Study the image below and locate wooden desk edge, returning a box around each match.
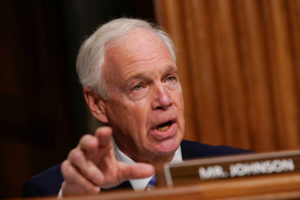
[16,173,300,200]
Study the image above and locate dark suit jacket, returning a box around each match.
[22,140,251,197]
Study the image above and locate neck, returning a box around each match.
[113,138,176,164]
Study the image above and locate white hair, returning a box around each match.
[76,18,176,99]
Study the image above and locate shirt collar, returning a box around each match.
[113,139,182,191]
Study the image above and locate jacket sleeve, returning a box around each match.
[22,164,63,198]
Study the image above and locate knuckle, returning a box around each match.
[79,134,93,145]
[67,149,77,159]
[61,161,74,181]
[61,160,70,174]
[84,162,99,178]
[69,149,83,163]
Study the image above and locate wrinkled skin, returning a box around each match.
[61,28,185,195]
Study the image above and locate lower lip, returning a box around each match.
[149,123,177,140]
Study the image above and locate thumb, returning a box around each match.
[119,163,155,181]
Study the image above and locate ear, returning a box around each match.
[83,87,108,123]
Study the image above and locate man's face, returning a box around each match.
[102,28,185,163]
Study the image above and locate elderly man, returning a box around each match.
[22,18,249,197]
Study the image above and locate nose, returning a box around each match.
[151,85,172,110]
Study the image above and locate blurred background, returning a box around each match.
[0,0,154,197]
[0,0,299,198]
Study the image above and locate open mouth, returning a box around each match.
[156,120,173,132]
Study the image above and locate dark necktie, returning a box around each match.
[145,175,156,191]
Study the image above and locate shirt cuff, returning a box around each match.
[58,188,63,198]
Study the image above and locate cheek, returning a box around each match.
[175,89,185,127]
[109,99,150,130]
[126,101,153,141]
[174,88,184,110]
[107,101,129,127]
[129,101,151,126]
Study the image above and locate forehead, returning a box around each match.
[103,28,176,80]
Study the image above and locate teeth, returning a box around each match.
[157,125,170,132]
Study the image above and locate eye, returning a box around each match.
[128,81,149,100]
[134,84,142,90]
[166,75,176,82]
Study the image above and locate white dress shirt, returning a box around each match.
[113,139,183,191]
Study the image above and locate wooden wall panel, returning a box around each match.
[153,0,300,152]
[155,0,199,141]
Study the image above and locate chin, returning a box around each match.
[153,137,181,155]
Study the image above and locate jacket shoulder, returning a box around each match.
[22,164,63,198]
[181,140,253,160]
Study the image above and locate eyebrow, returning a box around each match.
[124,72,152,83]
[163,65,179,76]
[120,72,151,92]
[124,65,178,83]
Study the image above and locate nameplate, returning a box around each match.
[162,150,300,187]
